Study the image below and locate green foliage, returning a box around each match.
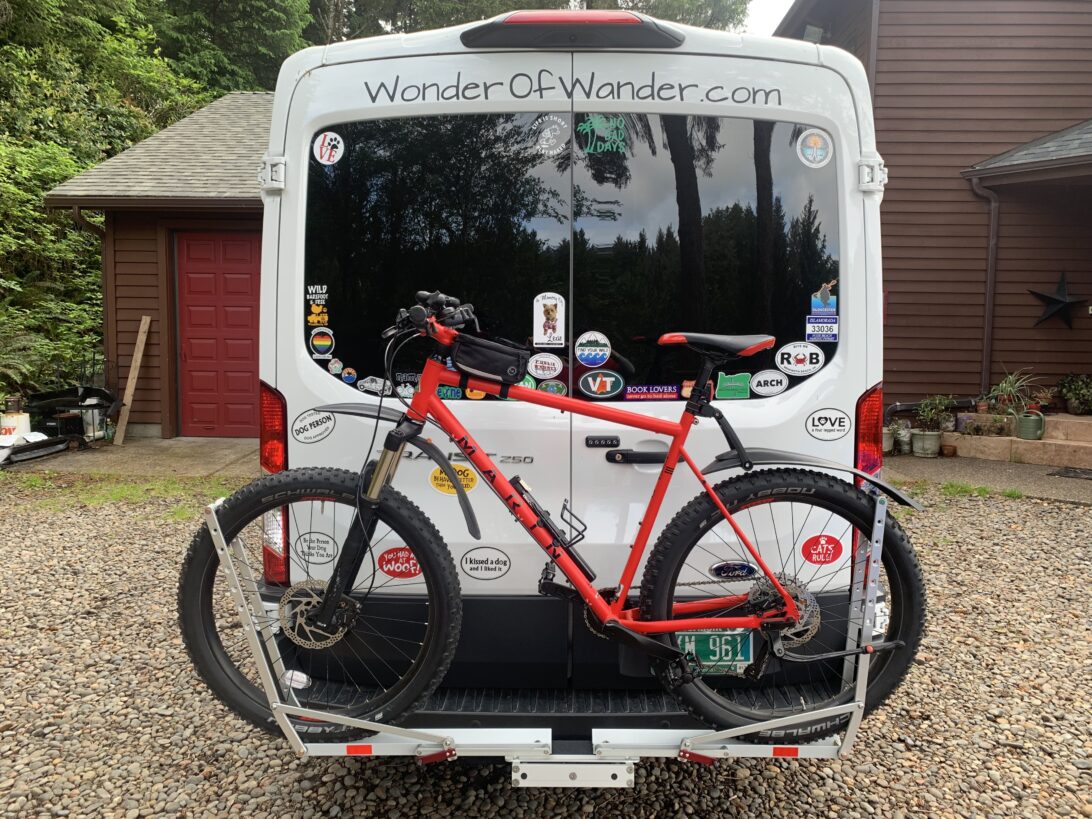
[988,368,1038,416]
[915,394,954,432]
[941,482,989,498]
[1057,372,1092,412]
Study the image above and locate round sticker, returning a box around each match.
[341,367,357,384]
[291,409,336,444]
[313,131,344,165]
[750,369,789,397]
[797,128,833,168]
[309,327,335,358]
[518,375,537,389]
[538,380,567,395]
[575,331,611,367]
[378,546,421,578]
[460,547,512,581]
[327,358,343,375]
[802,534,843,565]
[578,369,625,399]
[805,408,852,441]
[532,114,570,157]
[775,342,824,376]
[528,353,563,380]
[429,464,477,495]
[293,532,337,565]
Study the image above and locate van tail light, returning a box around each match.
[262,509,290,585]
[260,381,287,474]
[855,383,884,485]
[460,10,684,49]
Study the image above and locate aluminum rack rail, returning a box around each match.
[202,495,889,788]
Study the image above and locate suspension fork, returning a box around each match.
[309,417,421,630]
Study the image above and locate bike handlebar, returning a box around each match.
[383,291,478,339]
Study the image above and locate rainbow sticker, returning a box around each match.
[309,327,335,359]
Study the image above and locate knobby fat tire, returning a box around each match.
[178,467,462,741]
[639,468,926,743]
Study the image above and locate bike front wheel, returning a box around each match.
[178,467,461,741]
[639,468,925,743]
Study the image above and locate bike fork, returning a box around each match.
[309,416,421,630]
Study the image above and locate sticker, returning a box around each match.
[465,388,486,400]
[309,328,334,359]
[796,128,833,169]
[429,464,477,495]
[395,372,419,385]
[806,316,839,342]
[357,376,391,395]
[396,384,415,400]
[306,284,328,306]
[533,293,565,348]
[341,367,357,384]
[307,302,329,326]
[579,369,624,399]
[776,342,824,376]
[538,380,567,395]
[291,409,336,444]
[378,546,421,578]
[708,561,758,581]
[715,372,750,400]
[681,380,713,400]
[460,547,511,581]
[750,370,788,397]
[313,131,344,165]
[801,534,843,566]
[293,532,337,565]
[327,358,343,375]
[575,331,611,367]
[624,384,679,401]
[528,353,563,380]
[437,385,463,400]
[805,408,851,441]
[578,113,626,154]
[532,114,570,157]
[810,278,838,315]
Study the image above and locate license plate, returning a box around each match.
[678,630,753,673]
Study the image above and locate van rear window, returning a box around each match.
[304,113,839,402]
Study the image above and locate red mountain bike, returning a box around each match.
[180,291,925,744]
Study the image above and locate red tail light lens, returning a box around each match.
[855,383,884,482]
[260,381,287,474]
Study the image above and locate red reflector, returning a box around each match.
[504,10,640,24]
[855,383,884,483]
[260,381,287,474]
[772,746,800,758]
[262,508,289,585]
[346,744,373,756]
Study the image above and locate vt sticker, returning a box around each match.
[579,369,624,399]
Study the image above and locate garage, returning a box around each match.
[43,92,271,439]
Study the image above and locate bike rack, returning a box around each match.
[202,495,888,787]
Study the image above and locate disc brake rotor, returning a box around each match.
[278,580,352,650]
[748,575,821,647]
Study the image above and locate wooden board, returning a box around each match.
[113,314,151,446]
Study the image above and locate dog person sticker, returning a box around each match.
[291,409,336,444]
[313,131,344,165]
[534,293,565,348]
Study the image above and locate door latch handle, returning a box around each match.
[605,449,666,465]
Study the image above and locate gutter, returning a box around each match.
[968,177,1000,397]
[69,205,105,239]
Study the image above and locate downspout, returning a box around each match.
[867,0,880,99]
[969,177,1000,396]
[69,205,105,239]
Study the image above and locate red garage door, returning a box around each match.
[177,232,260,437]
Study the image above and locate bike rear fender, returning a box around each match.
[702,447,924,511]
[317,403,482,540]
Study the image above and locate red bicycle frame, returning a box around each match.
[401,320,800,636]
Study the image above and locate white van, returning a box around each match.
[256,10,889,735]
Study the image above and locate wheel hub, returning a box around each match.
[278,581,354,649]
[747,575,821,647]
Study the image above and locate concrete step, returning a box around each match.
[1042,413,1092,443]
[942,432,1092,468]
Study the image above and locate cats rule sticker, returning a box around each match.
[533,292,565,348]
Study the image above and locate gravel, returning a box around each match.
[1,475,1089,818]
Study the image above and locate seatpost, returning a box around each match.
[684,357,719,416]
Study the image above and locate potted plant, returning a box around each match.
[1058,373,1090,415]
[987,369,1037,417]
[975,396,990,414]
[1030,386,1056,415]
[913,395,953,457]
[883,422,897,455]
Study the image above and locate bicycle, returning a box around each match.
[179,291,925,744]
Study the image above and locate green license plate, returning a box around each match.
[678,630,753,673]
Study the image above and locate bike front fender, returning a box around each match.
[317,403,482,540]
[702,447,924,511]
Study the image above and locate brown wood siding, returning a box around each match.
[871,0,1092,402]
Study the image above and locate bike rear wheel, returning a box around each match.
[640,468,925,742]
[178,467,461,741]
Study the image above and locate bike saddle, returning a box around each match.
[657,332,775,358]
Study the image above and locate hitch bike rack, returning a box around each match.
[202,494,890,788]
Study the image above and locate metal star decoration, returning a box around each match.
[1028,272,1086,329]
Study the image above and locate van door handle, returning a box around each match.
[605,449,666,465]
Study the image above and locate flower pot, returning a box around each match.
[883,428,895,454]
[896,427,912,454]
[940,444,957,457]
[1015,410,1044,441]
[1066,398,1084,415]
[976,400,989,413]
[912,430,941,458]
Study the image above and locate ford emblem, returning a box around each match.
[708,561,758,580]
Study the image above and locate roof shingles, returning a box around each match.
[968,117,1092,177]
[45,92,273,208]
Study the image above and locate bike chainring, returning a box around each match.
[583,588,618,640]
[278,581,355,650]
[747,575,821,647]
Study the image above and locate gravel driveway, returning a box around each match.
[1,473,1089,818]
